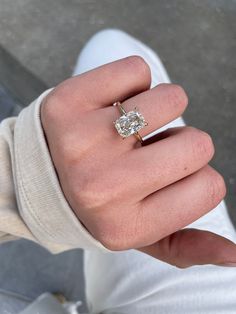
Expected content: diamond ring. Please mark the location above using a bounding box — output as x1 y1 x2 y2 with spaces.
113 102 148 144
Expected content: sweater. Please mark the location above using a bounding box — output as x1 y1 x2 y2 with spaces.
0 90 109 253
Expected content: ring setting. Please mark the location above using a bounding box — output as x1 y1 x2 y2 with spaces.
113 102 147 143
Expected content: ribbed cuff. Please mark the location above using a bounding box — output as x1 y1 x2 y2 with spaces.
14 90 110 253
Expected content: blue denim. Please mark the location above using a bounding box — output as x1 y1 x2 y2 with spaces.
0 239 87 313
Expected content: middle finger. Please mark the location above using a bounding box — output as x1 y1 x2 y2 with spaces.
108 126 215 201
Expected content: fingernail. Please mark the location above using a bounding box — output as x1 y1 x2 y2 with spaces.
217 262 236 267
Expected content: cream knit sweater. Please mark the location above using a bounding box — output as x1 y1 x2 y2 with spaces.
0 90 109 253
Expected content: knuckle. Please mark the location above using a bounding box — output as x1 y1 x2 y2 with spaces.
125 55 151 85
166 84 188 110
57 133 85 166
44 80 74 109
98 233 124 251
41 85 69 121
125 55 147 70
45 85 64 105
93 210 140 251
205 168 226 206
95 222 128 251
41 91 58 120
186 127 215 161
197 130 215 160
75 171 113 210
76 181 107 210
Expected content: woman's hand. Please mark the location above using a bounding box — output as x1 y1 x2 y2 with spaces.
41 56 236 268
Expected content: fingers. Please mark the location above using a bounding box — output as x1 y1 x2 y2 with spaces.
138 229 236 268
53 56 151 111
89 165 226 251
121 83 188 139
90 83 188 147
123 126 215 198
136 166 226 247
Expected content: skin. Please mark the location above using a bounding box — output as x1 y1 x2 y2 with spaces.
41 56 236 268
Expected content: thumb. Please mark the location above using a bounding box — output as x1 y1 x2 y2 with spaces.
138 229 236 268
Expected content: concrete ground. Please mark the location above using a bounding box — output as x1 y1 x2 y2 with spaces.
0 0 235 312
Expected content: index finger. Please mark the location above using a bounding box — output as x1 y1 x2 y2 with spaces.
56 56 151 111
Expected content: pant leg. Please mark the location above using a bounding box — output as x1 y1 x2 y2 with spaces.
74 29 236 314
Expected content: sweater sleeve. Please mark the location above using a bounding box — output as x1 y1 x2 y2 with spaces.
0 90 110 253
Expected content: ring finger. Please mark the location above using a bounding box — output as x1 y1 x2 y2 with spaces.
86 83 188 149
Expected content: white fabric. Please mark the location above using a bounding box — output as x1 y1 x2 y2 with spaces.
73 29 236 313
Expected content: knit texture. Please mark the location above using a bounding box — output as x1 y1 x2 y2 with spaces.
0 90 110 253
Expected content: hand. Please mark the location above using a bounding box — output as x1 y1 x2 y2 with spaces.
41 56 236 268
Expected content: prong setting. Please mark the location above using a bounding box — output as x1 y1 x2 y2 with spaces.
114 108 147 138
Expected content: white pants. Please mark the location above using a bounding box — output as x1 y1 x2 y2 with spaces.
74 29 236 314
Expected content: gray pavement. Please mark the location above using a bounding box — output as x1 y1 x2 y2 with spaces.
0 0 235 312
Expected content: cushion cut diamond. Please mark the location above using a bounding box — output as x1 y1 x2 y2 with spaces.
115 110 146 138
